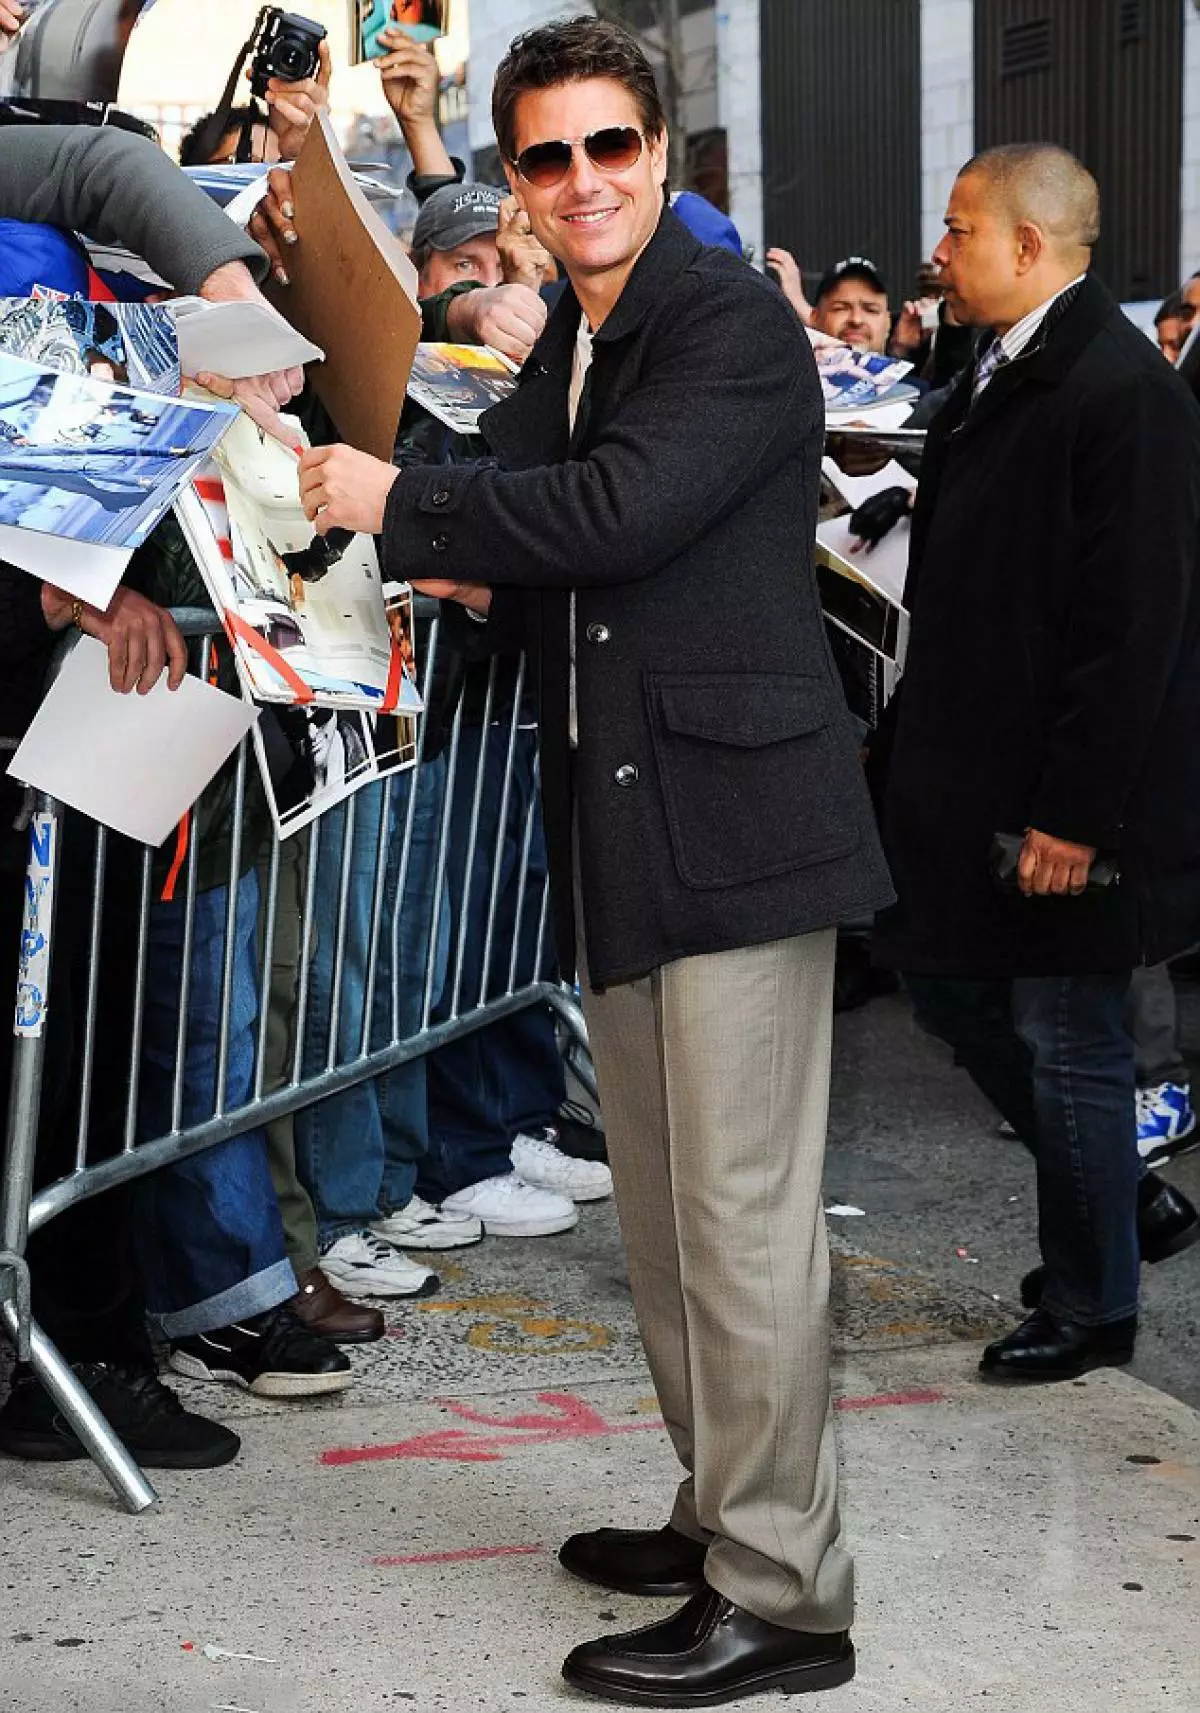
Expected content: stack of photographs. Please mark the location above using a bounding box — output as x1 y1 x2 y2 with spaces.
406 343 519 436
0 296 181 395
0 350 235 603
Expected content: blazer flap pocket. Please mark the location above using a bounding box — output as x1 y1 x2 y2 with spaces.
656 674 833 749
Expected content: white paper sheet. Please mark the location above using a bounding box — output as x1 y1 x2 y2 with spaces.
816 514 911 610
166 298 324 381
0 525 129 609
821 456 918 512
8 635 259 848
825 400 918 431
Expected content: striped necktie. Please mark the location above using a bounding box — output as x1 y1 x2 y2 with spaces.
972 336 1009 400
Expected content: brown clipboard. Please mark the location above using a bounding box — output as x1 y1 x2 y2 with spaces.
266 111 421 462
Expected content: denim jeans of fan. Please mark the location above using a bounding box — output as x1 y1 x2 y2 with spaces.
905 970 1139 1326
134 868 295 1340
421 726 566 1200
294 759 449 1247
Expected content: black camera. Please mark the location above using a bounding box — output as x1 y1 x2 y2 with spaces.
249 7 327 99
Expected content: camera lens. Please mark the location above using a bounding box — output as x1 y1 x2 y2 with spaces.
273 39 310 76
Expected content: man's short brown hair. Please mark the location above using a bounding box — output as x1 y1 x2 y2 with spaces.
492 16 667 164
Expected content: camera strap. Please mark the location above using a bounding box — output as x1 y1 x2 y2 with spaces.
187 12 265 166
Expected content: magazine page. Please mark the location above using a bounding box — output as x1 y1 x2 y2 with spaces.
252 700 418 842
406 343 519 435
816 344 913 412
175 409 421 713
349 0 450 65
0 352 234 560
0 298 181 394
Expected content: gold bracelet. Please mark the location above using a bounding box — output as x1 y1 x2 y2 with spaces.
71 599 85 629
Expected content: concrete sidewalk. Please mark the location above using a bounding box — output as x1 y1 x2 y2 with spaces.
1 1202 1197 1713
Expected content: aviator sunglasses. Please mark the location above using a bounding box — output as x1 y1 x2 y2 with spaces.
509 125 645 188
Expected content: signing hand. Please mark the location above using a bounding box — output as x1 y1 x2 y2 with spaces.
445 283 547 365
411 579 492 616
256 37 331 162
497 195 555 291
0 2 23 47
42 585 189 695
299 444 400 535
1017 829 1096 898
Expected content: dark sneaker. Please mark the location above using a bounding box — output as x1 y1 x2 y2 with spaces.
168 1304 353 1398
0 1363 241 1469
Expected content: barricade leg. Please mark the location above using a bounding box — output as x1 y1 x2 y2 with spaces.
17 1308 158 1513
546 985 598 1103
0 798 156 1512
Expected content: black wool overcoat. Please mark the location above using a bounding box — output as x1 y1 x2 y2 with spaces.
874 274 1200 977
384 209 893 987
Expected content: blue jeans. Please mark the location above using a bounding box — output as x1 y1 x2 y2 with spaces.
135 869 295 1340
421 726 565 1199
906 971 1140 1326
295 758 448 1246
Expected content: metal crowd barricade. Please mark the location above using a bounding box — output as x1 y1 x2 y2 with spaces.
0 601 593 1514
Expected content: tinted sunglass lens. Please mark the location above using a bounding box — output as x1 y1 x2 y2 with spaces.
518 140 574 186
586 127 643 171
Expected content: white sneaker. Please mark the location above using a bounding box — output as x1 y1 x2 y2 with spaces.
371 1195 483 1251
440 1173 579 1238
320 1231 440 1299
512 1128 613 1202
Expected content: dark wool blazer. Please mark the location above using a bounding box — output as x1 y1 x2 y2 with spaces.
384 208 893 987
875 273 1200 976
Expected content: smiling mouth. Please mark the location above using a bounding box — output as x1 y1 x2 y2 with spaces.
561 208 620 227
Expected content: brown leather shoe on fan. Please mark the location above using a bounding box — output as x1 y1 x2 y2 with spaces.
286 1267 385 1343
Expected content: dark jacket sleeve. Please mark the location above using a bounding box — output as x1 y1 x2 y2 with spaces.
407 159 466 204
382 279 817 592
0 126 268 292
1029 362 1200 849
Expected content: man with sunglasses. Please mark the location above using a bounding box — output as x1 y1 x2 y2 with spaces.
299 18 891 1705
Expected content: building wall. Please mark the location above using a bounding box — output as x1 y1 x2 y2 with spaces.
716 0 763 261
920 0 975 258
1182 0 1200 275
466 0 593 156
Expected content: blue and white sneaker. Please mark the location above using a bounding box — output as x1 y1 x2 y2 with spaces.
1137 1082 1198 1169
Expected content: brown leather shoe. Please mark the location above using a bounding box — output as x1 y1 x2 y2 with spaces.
286 1268 385 1343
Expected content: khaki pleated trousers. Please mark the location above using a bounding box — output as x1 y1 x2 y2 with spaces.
578 915 854 1633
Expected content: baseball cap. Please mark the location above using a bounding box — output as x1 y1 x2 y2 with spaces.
0 220 91 297
814 255 888 304
670 191 744 259
412 183 506 253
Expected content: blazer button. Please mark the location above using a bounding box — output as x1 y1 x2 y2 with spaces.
586 622 611 644
431 487 451 508
431 533 450 553
614 763 639 787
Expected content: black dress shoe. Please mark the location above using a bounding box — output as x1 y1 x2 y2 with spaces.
1020 1174 1199 1307
559 1525 708 1597
980 1307 1137 1382
563 1584 855 1707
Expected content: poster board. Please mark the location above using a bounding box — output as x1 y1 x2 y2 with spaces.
265 110 422 462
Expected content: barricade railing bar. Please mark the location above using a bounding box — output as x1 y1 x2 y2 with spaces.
0 601 592 1515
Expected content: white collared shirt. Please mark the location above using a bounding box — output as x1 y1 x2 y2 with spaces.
568 321 595 749
992 273 1088 367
